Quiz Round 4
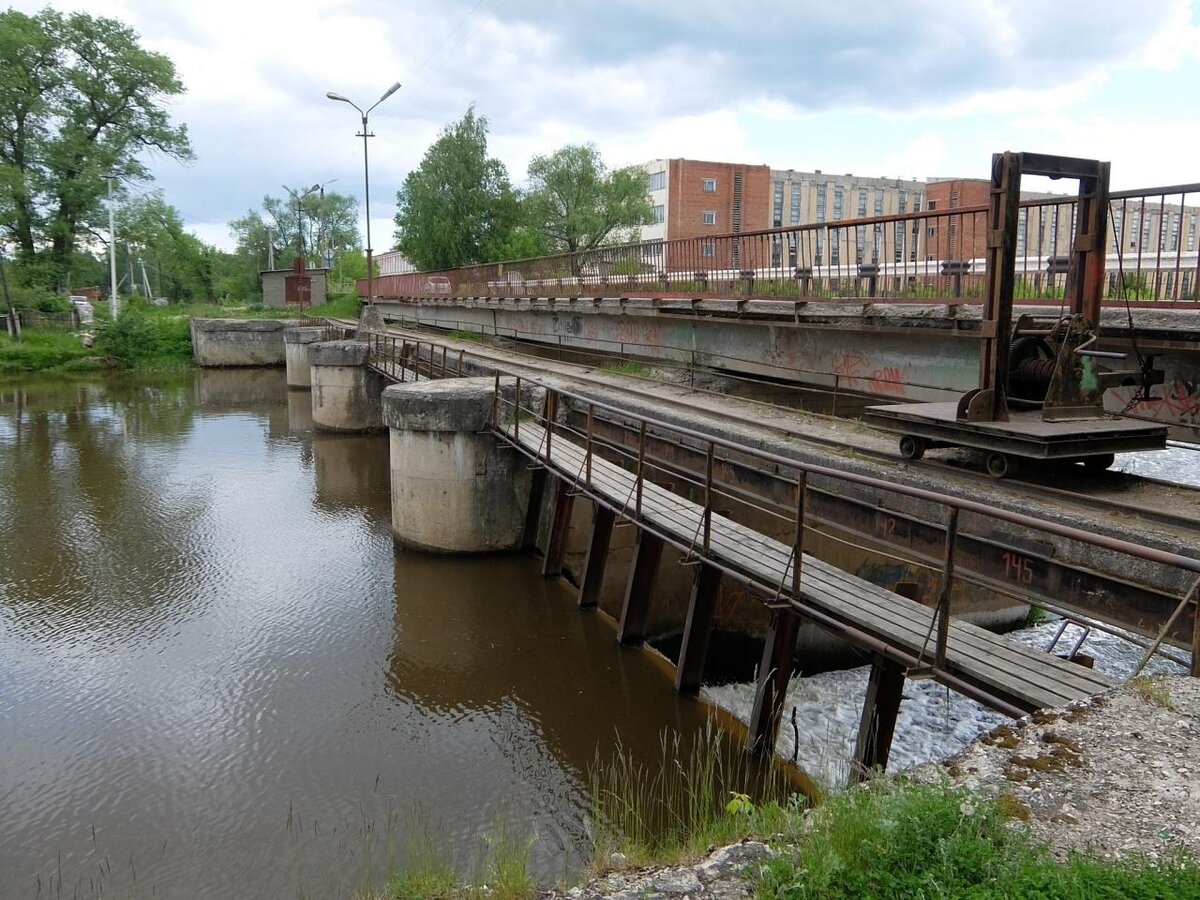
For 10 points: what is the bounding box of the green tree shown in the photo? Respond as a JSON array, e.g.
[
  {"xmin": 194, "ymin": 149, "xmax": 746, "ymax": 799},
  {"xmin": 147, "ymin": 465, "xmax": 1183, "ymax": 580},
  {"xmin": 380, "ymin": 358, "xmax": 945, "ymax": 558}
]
[
  {"xmin": 523, "ymin": 144, "xmax": 654, "ymax": 254},
  {"xmin": 0, "ymin": 8, "xmax": 192, "ymax": 288},
  {"xmin": 115, "ymin": 192, "xmax": 217, "ymax": 302},
  {"xmin": 393, "ymin": 106, "xmax": 520, "ymax": 270}
]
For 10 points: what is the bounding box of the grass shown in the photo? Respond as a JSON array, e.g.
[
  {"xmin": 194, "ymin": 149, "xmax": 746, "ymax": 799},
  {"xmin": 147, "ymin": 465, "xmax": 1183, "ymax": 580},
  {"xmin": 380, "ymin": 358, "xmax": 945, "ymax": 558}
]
[
  {"xmin": 447, "ymin": 329, "xmax": 489, "ymax": 344},
  {"xmin": 1130, "ymin": 675, "xmax": 1175, "ymax": 711},
  {"xmin": 756, "ymin": 779, "xmax": 1200, "ymax": 899},
  {"xmin": 587, "ymin": 724, "xmax": 808, "ymax": 870},
  {"xmin": 0, "ymin": 293, "xmax": 365, "ymax": 374},
  {"xmin": 380, "ymin": 820, "xmax": 534, "ymax": 900},
  {"xmin": 0, "ymin": 328, "xmax": 101, "ymax": 373},
  {"xmin": 598, "ymin": 359, "xmax": 647, "ymax": 376}
]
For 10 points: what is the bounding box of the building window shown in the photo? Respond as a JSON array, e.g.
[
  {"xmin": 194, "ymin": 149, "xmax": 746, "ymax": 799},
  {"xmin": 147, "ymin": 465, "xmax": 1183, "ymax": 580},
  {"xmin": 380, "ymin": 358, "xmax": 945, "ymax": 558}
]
[
  {"xmin": 874, "ymin": 189, "xmax": 884, "ymax": 217},
  {"xmin": 927, "ymin": 227, "xmax": 936, "ymax": 237},
  {"xmin": 772, "ymin": 182, "xmax": 784, "ymax": 227},
  {"xmin": 702, "ymin": 177, "xmax": 717, "ymax": 192},
  {"xmin": 700, "ymin": 241, "xmax": 715, "ymax": 257},
  {"xmin": 1170, "ymin": 212, "xmax": 1180, "ymax": 251},
  {"xmin": 652, "ymin": 204, "xmax": 665, "ymax": 224},
  {"xmin": 1189, "ymin": 214, "xmax": 1197, "ymax": 251},
  {"xmin": 858, "ymin": 191, "xmax": 868, "ymax": 218},
  {"xmin": 913, "ymin": 198, "xmax": 921, "ymax": 212},
  {"xmin": 927, "ymin": 200, "xmax": 937, "ymax": 210},
  {"xmin": 790, "ymin": 188, "xmax": 801, "ymax": 225},
  {"xmin": 833, "ymin": 187, "xmax": 843, "ymax": 220},
  {"xmin": 647, "ymin": 170, "xmax": 666, "ymax": 192},
  {"xmin": 898, "ymin": 191, "xmax": 908, "ymax": 214},
  {"xmin": 702, "ymin": 210, "xmax": 716, "ymax": 225},
  {"xmin": 816, "ymin": 185, "xmax": 827, "ymax": 223}
]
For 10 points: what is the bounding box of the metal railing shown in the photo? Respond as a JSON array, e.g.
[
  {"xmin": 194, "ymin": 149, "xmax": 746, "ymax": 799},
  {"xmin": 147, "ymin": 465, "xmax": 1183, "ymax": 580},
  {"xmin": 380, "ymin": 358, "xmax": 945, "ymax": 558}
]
[
  {"xmin": 365, "ymin": 333, "xmax": 1200, "ymax": 694},
  {"xmin": 363, "ymin": 184, "xmax": 1200, "ymax": 305}
]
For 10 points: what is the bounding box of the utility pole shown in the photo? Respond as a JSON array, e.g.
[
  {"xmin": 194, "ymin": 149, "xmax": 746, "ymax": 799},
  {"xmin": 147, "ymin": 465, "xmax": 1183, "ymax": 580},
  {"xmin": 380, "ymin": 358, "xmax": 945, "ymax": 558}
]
[
  {"xmin": 108, "ymin": 176, "xmax": 119, "ymax": 318},
  {"xmin": 0, "ymin": 244, "xmax": 19, "ymax": 339},
  {"xmin": 267, "ymin": 226, "xmax": 275, "ymax": 270}
]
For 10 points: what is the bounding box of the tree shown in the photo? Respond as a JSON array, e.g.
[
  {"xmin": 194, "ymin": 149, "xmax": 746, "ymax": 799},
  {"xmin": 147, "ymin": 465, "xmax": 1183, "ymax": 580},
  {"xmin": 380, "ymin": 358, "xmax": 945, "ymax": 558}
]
[
  {"xmin": 116, "ymin": 192, "xmax": 216, "ymax": 302},
  {"xmin": 523, "ymin": 144, "xmax": 655, "ymax": 255},
  {"xmin": 393, "ymin": 106, "xmax": 520, "ymax": 271},
  {"xmin": 0, "ymin": 8, "xmax": 192, "ymax": 289}
]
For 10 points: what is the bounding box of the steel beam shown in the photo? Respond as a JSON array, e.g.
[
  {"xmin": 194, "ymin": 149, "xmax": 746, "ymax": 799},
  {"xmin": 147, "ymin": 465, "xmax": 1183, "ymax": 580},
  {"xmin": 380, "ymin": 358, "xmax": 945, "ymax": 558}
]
[
  {"xmin": 522, "ymin": 467, "xmax": 547, "ymax": 552},
  {"xmin": 617, "ymin": 530, "xmax": 664, "ymax": 645},
  {"xmin": 675, "ymin": 563, "xmax": 722, "ymax": 694},
  {"xmin": 542, "ymin": 477, "xmax": 575, "ymax": 577},
  {"xmin": 578, "ymin": 504, "xmax": 615, "ymax": 609},
  {"xmin": 747, "ymin": 608, "xmax": 802, "ymax": 757},
  {"xmin": 851, "ymin": 654, "xmax": 907, "ymax": 783}
]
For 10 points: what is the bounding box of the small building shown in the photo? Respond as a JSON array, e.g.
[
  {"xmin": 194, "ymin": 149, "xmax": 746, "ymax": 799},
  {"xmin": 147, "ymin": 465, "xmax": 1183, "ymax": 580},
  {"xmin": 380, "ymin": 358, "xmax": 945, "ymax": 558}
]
[{"xmin": 261, "ymin": 258, "xmax": 329, "ymax": 308}]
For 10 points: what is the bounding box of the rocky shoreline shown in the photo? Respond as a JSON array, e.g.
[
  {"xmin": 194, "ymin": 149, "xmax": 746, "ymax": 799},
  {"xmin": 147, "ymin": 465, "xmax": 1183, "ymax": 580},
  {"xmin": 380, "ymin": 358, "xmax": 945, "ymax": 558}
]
[{"xmin": 543, "ymin": 675, "xmax": 1199, "ymax": 898}]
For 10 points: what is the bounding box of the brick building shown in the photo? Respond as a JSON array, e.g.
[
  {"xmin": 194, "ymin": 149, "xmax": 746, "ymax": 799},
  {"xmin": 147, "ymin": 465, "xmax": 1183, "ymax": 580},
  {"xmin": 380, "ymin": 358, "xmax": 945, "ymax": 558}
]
[{"xmin": 640, "ymin": 159, "xmax": 771, "ymax": 270}]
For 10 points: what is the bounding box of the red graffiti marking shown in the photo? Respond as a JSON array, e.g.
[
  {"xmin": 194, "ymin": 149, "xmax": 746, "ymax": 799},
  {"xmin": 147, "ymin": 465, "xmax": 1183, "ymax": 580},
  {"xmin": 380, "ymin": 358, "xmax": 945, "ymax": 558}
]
[
  {"xmin": 831, "ymin": 348, "xmax": 869, "ymax": 387},
  {"xmin": 867, "ymin": 366, "xmax": 908, "ymax": 396}
]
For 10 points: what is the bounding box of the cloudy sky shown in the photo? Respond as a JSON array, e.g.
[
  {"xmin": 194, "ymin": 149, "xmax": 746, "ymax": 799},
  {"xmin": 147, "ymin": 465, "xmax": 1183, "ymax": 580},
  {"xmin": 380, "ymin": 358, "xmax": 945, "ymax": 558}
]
[{"xmin": 13, "ymin": 0, "xmax": 1200, "ymax": 251}]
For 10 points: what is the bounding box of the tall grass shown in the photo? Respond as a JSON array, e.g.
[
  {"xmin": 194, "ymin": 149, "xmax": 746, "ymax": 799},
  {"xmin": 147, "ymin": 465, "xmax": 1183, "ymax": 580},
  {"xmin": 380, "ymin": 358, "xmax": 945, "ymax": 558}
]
[{"xmin": 588, "ymin": 722, "xmax": 809, "ymax": 868}]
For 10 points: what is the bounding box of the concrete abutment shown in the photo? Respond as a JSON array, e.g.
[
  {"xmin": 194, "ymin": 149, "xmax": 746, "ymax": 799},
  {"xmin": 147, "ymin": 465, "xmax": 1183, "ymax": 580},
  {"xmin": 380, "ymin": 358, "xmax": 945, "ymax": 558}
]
[
  {"xmin": 284, "ymin": 326, "xmax": 325, "ymax": 388},
  {"xmin": 310, "ymin": 340, "xmax": 386, "ymax": 432},
  {"xmin": 382, "ymin": 377, "xmax": 542, "ymax": 554}
]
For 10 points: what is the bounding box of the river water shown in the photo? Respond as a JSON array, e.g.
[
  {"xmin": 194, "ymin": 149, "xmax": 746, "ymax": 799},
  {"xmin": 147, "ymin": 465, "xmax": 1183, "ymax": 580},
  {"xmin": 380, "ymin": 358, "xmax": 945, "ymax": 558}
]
[
  {"xmin": 0, "ymin": 371, "xmax": 720, "ymax": 900},
  {"xmin": 1, "ymin": 370, "xmax": 1193, "ymax": 898}
]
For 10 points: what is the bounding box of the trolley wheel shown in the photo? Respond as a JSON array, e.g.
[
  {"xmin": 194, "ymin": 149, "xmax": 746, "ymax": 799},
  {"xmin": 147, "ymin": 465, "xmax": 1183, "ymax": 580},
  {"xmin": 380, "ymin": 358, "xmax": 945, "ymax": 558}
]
[
  {"xmin": 1083, "ymin": 453, "xmax": 1115, "ymax": 472},
  {"xmin": 986, "ymin": 452, "xmax": 1020, "ymax": 479},
  {"xmin": 899, "ymin": 435, "xmax": 927, "ymax": 460}
]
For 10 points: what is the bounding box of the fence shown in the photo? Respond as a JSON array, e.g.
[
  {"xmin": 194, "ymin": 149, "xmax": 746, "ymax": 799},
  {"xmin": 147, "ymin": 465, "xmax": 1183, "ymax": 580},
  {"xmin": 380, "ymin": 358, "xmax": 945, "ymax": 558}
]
[{"xmin": 365, "ymin": 184, "xmax": 1200, "ymax": 306}]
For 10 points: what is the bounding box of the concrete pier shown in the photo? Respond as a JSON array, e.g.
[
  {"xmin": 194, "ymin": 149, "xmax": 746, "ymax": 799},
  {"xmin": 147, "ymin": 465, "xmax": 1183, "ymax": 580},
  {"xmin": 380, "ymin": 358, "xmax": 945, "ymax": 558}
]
[
  {"xmin": 190, "ymin": 318, "xmax": 299, "ymax": 367},
  {"xmin": 382, "ymin": 377, "xmax": 535, "ymax": 553},
  {"xmin": 283, "ymin": 326, "xmax": 325, "ymax": 388},
  {"xmin": 309, "ymin": 340, "xmax": 385, "ymax": 432}
]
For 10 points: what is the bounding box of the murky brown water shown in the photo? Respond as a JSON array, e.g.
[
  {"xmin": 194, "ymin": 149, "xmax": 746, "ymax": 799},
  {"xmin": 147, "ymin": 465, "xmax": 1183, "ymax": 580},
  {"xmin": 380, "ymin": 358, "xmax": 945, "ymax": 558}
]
[{"xmin": 0, "ymin": 370, "xmax": 721, "ymax": 899}]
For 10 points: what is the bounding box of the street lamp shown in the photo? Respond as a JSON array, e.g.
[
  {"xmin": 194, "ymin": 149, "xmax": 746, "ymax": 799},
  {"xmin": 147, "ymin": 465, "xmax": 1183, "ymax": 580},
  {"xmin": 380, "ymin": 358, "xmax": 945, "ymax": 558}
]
[
  {"xmin": 283, "ymin": 183, "xmax": 320, "ymax": 263},
  {"xmin": 325, "ymin": 81, "xmax": 401, "ymax": 305}
]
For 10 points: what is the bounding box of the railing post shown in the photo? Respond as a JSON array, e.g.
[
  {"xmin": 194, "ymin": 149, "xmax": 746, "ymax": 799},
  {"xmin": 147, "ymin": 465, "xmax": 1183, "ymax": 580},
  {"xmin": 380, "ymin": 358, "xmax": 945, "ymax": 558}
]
[
  {"xmin": 514, "ymin": 375, "xmax": 521, "ymax": 443},
  {"xmin": 792, "ymin": 471, "xmax": 807, "ymax": 600},
  {"xmin": 935, "ymin": 507, "xmax": 960, "ymax": 668},
  {"xmin": 544, "ymin": 390, "xmax": 554, "ymax": 461},
  {"xmin": 458, "ymin": 348, "xmax": 465, "ymax": 376},
  {"xmin": 635, "ymin": 420, "xmax": 647, "ymax": 516},
  {"xmin": 585, "ymin": 403, "xmax": 594, "ymax": 486},
  {"xmin": 491, "ymin": 372, "xmax": 499, "ymax": 429},
  {"xmin": 703, "ymin": 441, "xmax": 714, "ymax": 552}
]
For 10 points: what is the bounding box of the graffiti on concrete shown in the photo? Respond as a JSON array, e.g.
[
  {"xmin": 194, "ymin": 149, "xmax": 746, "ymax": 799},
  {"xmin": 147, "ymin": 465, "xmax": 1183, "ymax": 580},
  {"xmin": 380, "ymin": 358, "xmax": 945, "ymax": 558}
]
[{"xmin": 867, "ymin": 365, "xmax": 910, "ymax": 396}]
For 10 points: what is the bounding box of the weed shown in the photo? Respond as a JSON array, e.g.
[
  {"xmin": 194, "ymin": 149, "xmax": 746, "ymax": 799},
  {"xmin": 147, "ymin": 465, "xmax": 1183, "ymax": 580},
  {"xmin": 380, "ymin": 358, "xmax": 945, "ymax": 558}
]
[
  {"xmin": 587, "ymin": 723, "xmax": 806, "ymax": 869},
  {"xmin": 599, "ymin": 359, "xmax": 647, "ymax": 376},
  {"xmin": 1130, "ymin": 675, "xmax": 1175, "ymax": 710},
  {"xmin": 447, "ymin": 329, "xmax": 488, "ymax": 344}
]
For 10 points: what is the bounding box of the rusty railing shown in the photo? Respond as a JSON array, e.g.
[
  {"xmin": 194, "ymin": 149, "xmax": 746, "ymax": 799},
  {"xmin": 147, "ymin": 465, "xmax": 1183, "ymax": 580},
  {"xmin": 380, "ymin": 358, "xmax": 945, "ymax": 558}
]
[{"xmin": 364, "ymin": 184, "xmax": 1200, "ymax": 306}]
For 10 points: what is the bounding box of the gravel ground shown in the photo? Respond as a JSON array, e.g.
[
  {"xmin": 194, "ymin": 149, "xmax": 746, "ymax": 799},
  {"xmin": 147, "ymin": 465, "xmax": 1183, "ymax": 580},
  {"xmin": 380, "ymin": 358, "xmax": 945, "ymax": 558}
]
[{"xmin": 915, "ymin": 674, "xmax": 1200, "ymax": 861}]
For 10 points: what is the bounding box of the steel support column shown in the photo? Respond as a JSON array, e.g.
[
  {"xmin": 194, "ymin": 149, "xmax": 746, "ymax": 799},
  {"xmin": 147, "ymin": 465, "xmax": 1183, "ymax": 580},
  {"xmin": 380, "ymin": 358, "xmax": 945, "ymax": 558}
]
[
  {"xmin": 747, "ymin": 607, "xmax": 802, "ymax": 757},
  {"xmin": 617, "ymin": 530, "xmax": 663, "ymax": 645},
  {"xmin": 542, "ymin": 478, "xmax": 575, "ymax": 577},
  {"xmin": 850, "ymin": 654, "xmax": 907, "ymax": 783},
  {"xmin": 578, "ymin": 504, "xmax": 615, "ymax": 609},
  {"xmin": 675, "ymin": 563, "xmax": 722, "ymax": 695},
  {"xmin": 522, "ymin": 467, "xmax": 548, "ymax": 552}
]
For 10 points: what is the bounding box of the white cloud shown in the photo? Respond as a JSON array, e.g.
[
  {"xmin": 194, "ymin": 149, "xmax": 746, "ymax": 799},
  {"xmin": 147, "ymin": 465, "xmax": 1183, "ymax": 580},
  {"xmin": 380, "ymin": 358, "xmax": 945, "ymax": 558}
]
[{"xmin": 9, "ymin": 0, "xmax": 1199, "ymax": 242}]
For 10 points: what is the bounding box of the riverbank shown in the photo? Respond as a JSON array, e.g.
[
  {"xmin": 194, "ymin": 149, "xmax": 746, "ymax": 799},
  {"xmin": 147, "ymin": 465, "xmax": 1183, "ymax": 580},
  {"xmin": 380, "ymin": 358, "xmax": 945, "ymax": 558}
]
[
  {"xmin": 0, "ymin": 294, "xmax": 360, "ymax": 374},
  {"xmin": 535, "ymin": 675, "xmax": 1200, "ymax": 899}
]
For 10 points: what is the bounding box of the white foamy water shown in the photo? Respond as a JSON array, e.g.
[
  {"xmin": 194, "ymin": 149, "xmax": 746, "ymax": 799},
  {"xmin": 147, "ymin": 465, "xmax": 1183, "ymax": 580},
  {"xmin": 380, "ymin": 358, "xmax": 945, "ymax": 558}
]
[
  {"xmin": 704, "ymin": 619, "xmax": 1188, "ymax": 788},
  {"xmin": 1115, "ymin": 444, "xmax": 1200, "ymax": 486}
]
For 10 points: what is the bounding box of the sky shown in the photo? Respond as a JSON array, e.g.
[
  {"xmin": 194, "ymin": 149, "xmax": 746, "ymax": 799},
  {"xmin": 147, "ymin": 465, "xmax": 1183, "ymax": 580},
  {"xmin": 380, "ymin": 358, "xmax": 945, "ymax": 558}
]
[{"xmin": 11, "ymin": 0, "xmax": 1200, "ymax": 252}]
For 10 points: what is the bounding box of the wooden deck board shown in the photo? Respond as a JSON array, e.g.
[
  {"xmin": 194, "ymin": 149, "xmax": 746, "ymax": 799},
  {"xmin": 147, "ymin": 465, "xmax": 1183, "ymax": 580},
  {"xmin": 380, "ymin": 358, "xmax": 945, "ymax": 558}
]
[{"xmin": 504, "ymin": 422, "xmax": 1114, "ymax": 711}]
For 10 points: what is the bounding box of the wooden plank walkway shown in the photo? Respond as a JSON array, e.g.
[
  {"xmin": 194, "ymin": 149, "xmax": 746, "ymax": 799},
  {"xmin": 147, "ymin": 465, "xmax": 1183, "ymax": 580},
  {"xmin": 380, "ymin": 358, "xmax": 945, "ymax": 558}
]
[{"xmin": 500, "ymin": 420, "xmax": 1114, "ymax": 714}]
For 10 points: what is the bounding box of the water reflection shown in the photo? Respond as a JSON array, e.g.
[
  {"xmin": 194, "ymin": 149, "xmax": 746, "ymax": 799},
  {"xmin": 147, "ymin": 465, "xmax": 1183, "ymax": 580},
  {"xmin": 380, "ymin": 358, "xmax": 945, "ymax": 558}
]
[{"xmin": 0, "ymin": 370, "xmax": 725, "ymax": 899}]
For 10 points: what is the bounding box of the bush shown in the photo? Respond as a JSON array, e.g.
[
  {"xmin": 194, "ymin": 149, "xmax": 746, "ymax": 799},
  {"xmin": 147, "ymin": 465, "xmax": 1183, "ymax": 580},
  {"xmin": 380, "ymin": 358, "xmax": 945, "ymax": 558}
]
[{"xmin": 98, "ymin": 307, "xmax": 193, "ymax": 368}]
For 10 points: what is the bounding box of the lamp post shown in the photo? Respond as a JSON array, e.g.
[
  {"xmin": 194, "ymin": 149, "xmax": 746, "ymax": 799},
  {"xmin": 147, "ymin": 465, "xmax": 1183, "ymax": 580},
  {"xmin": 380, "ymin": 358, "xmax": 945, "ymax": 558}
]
[
  {"xmin": 316, "ymin": 178, "xmax": 338, "ymax": 271},
  {"xmin": 283, "ymin": 183, "xmax": 320, "ymax": 264},
  {"xmin": 108, "ymin": 175, "xmax": 119, "ymax": 319},
  {"xmin": 325, "ymin": 81, "xmax": 401, "ymax": 305}
]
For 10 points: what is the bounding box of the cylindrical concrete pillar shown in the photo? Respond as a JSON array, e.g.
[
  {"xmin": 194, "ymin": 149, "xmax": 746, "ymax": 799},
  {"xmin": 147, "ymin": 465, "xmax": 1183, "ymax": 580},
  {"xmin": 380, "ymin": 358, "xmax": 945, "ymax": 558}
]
[
  {"xmin": 283, "ymin": 326, "xmax": 325, "ymax": 389},
  {"xmin": 382, "ymin": 377, "xmax": 534, "ymax": 553},
  {"xmin": 310, "ymin": 340, "xmax": 386, "ymax": 432}
]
